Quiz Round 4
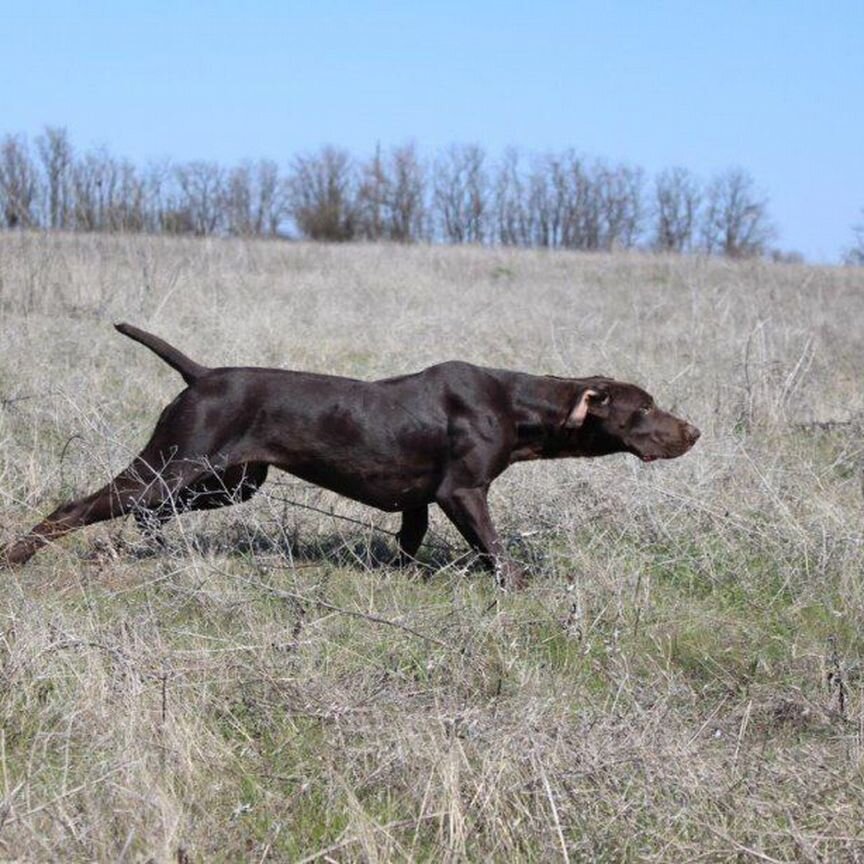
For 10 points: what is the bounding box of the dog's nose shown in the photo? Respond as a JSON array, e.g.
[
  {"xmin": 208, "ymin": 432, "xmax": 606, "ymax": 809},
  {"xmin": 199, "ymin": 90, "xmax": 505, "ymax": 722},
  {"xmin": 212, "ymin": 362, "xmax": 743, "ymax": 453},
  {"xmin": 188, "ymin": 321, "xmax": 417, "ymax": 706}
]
[{"xmin": 685, "ymin": 423, "xmax": 701, "ymax": 443}]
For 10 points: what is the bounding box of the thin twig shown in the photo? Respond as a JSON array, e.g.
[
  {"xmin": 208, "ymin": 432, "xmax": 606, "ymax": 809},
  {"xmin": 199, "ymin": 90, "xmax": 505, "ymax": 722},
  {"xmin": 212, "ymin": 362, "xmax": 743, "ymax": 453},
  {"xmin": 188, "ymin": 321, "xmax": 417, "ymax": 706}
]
[
  {"xmin": 264, "ymin": 491, "xmax": 398, "ymax": 537},
  {"xmin": 227, "ymin": 569, "xmax": 450, "ymax": 648},
  {"xmin": 263, "ymin": 488, "xmax": 457, "ymax": 552},
  {"xmin": 0, "ymin": 391, "xmax": 59, "ymax": 409}
]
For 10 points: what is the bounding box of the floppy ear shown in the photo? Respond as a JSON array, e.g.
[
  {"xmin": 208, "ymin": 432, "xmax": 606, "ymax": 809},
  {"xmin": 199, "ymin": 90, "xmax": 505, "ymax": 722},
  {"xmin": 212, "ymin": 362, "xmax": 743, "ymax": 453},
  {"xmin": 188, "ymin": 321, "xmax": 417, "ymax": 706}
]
[{"xmin": 565, "ymin": 388, "xmax": 608, "ymax": 428}]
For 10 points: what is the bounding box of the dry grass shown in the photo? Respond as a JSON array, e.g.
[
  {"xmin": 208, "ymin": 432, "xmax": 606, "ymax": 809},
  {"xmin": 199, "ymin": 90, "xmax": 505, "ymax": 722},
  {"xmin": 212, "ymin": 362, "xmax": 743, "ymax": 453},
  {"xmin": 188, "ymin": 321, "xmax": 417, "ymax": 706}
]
[{"xmin": 1, "ymin": 232, "xmax": 864, "ymax": 862}]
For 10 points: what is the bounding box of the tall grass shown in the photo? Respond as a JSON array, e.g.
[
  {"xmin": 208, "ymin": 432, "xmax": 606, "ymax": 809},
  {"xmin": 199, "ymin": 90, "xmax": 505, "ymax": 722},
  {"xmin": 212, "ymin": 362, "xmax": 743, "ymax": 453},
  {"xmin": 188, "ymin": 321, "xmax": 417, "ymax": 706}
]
[{"xmin": 1, "ymin": 232, "xmax": 863, "ymax": 861}]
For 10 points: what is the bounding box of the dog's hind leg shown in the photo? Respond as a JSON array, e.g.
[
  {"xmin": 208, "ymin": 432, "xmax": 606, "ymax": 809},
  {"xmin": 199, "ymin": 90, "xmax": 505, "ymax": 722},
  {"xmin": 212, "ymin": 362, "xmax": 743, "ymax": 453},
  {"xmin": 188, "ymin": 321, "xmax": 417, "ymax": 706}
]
[
  {"xmin": 1, "ymin": 459, "xmax": 213, "ymax": 566},
  {"xmin": 177, "ymin": 462, "xmax": 269, "ymax": 513},
  {"xmin": 133, "ymin": 462, "xmax": 270, "ymax": 543}
]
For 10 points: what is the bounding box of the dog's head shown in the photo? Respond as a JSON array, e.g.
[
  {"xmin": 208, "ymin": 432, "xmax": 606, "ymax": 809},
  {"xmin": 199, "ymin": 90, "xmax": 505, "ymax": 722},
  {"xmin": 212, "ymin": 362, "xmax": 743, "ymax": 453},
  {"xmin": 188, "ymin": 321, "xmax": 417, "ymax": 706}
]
[{"xmin": 562, "ymin": 378, "xmax": 700, "ymax": 462}]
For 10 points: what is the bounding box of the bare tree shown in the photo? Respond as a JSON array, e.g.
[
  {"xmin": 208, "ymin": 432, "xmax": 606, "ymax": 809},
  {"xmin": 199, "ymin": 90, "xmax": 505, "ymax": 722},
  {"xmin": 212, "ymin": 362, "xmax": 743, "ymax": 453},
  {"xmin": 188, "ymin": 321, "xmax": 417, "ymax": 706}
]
[
  {"xmin": 174, "ymin": 161, "xmax": 224, "ymax": 236},
  {"xmin": 557, "ymin": 153, "xmax": 600, "ymax": 250},
  {"xmin": 701, "ymin": 168, "xmax": 773, "ymax": 258},
  {"xmin": 160, "ymin": 206, "xmax": 196, "ymax": 236},
  {"xmin": 71, "ymin": 150, "xmax": 104, "ymax": 231},
  {"xmin": 222, "ymin": 159, "xmax": 287, "ymax": 236},
  {"xmin": 527, "ymin": 153, "xmax": 563, "ymax": 248},
  {"xmin": 110, "ymin": 158, "xmax": 146, "ymax": 231},
  {"xmin": 356, "ymin": 144, "xmax": 388, "ymax": 241},
  {"xmin": 0, "ymin": 134, "xmax": 38, "ymax": 228},
  {"xmin": 223, "ymin": 162, "xmax": 255, "ymax": 236},
  {"xmin": 564, "ymin": 157, "xmax": 600, "ymax": 250},
  {"xmin": 288, "ymin": 146, "xmax": 357, "ymax": 241},
  {"xmin": 526, "ymin": 151, "xmax": 592, "ymax": 249},
  {"xmin": 596, "ymin": 162, "xmax": 644, "ymax": 249},
  {"xmin": 252, "ymin": 159, "xmax": 287, "ymax": 236},
  {"xmin": 139, "ymin": 159, "xmax": 173, "ymax": 233},
  {"xmin": 433, "ymin": 144, "xmax": 489, "ymax": 243},
  {"xmin": 525, "ymin": 154, "xmax": 644, "ymax": 251},
  {"xmin": 72, "ymin": 149, "xmax": 146, "ymax": 233},
  {"xmin": 493, "ymin": 148, "xmax": 530, "ymax": 246},
  {"xmin": 323, "ymin": 143, "xmax": 425, "ymax": 243},
  {"xmin": 37, "ymin": 126, "xmax": 73, "ymax": 229},
  {"xmin": 386, "ymin": 142, "xmax": 427, "ymax": 242},
  {"xmin": 653, "ymin": 167, "xmax": 701, "ymax": 252},
  {"xmin": 844, "ymin": 210, "xmax": 864, "ymax": 265}
]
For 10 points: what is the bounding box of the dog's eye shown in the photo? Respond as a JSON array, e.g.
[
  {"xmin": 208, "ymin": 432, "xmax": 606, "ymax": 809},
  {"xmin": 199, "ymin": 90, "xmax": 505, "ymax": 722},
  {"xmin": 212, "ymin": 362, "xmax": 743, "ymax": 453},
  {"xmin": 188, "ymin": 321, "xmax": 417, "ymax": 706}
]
[{"xmin": 639, "ymin": 407, "xmax": 651, "ymax": 416}]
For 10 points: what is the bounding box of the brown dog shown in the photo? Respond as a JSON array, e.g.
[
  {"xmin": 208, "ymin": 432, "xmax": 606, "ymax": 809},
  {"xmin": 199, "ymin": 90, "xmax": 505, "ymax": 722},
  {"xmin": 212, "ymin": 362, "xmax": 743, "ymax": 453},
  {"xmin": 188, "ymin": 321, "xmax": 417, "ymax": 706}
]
[{"xmin": 1, "ymin": 324, "xmax": 700, "ymax": 584}]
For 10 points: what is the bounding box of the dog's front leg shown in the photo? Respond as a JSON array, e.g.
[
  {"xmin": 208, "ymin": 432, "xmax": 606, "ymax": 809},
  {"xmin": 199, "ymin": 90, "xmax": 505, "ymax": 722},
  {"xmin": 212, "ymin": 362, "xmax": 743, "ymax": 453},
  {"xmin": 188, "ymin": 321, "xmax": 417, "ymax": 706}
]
[
  {"xmin": 436, "ymin": 486, "xmax": 527, "ymax": 589},
  {"xmin": 396, "ymin": 506, "xmax": 429, "ymax": 566}
]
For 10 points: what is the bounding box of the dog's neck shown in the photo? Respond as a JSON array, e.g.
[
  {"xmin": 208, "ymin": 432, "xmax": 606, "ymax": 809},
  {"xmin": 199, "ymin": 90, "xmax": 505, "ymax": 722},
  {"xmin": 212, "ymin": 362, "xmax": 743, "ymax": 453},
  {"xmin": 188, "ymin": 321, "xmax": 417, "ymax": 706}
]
[{"xmin": 507, "ymin": 373, "xmax": 584, "ymax": 462}]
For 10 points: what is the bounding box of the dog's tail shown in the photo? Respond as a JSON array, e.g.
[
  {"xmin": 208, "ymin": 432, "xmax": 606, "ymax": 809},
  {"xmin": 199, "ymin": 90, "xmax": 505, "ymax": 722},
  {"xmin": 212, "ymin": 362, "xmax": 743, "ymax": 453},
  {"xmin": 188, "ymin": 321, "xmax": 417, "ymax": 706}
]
[{"xmin": 114, "ymin": 323, "xmax": 210, "ymax": 385}]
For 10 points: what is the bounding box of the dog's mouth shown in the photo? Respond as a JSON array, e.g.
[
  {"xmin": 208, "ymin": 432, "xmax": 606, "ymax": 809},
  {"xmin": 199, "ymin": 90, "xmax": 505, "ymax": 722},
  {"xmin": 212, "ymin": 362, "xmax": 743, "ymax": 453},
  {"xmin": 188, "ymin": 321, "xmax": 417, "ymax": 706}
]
[{"xmin": 633, "ymin": 442, "xmax": 696, "ymax": 463}]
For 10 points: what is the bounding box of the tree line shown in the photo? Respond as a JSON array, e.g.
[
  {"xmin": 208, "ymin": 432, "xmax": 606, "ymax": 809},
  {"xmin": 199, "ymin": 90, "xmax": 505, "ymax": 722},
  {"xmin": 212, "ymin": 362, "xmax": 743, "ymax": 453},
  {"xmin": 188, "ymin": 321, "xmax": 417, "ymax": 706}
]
[
  {"xmin": 846, "ymin": 212, "xmax": 864, "ymax": 266},
  {"xmin": 0, "ymin": 126, "xmax": 782, "ymax": 258}
]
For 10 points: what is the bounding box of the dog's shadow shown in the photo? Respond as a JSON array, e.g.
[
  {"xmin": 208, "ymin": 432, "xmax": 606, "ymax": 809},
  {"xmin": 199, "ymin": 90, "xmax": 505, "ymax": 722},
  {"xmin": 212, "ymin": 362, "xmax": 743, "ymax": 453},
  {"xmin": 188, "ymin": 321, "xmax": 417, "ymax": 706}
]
[
  {"xmin": 93, "ymin": 511, "xmax": 552, "ymax": 579},
  {"xmin": 104, "ymin": 521, "xmax": 464, "ymax": 575}
]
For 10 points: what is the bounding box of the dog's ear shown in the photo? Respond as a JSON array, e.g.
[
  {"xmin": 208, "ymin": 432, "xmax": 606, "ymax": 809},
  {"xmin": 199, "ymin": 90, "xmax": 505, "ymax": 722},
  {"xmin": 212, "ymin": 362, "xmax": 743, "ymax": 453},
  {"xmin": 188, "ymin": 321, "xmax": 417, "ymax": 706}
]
[{"xmin": 565, "ymin": 388, "xmax": 610, "ymax": 428}]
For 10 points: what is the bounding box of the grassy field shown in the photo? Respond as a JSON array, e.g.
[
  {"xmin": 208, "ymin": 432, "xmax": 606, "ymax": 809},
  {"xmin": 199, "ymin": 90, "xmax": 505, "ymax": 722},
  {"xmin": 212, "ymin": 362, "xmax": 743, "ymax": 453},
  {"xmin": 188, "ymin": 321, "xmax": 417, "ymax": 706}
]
[{"xmin": 1, "ymin": 232, "xmax": 863, "ymax": 862}]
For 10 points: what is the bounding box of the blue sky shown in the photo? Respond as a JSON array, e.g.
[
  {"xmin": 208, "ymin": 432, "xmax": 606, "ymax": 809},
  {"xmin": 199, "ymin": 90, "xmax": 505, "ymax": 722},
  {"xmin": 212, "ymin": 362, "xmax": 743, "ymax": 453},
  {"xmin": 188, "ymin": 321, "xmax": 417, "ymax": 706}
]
[{"xmin": 3, "ymin": 0, "xmax": 862, "ymax": 261}]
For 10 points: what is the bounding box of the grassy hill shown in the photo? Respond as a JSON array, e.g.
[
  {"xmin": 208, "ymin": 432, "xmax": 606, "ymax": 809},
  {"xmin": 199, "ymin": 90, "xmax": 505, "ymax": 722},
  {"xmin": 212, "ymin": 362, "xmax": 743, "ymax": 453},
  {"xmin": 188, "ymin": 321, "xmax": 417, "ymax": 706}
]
[{"xmin": 1, "ymin": 232, "xmax": 863, "ymax": 861}]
